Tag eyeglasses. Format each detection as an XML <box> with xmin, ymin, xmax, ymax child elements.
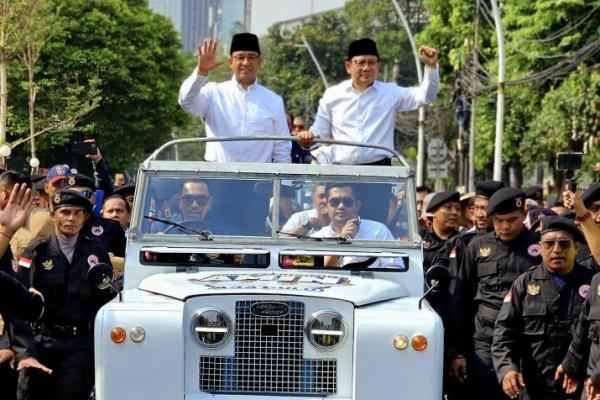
<box><xmin>293</xmin><ymin>124</ymin><xmax>305</xmax><ymax>130</ymax></box>
<box><xmin>351</xmin><ymin>59</ymin><xmax>379</xmax><ymax>69</ymax></box>
<box><xmin>328</xmin><ymin>197</ymin><xmax>355</xmax><ymax>208</ymax></box>
<box><xmin>232</xmin><ymin>54</ymin><xmax>259</xmax><ymax>63</ymax></box>
<box><xmin>540</xmin><ymin>239</ymin><xmax>573</xmax><ymax>250</ymax></box>
<box><xmin>181</xmin><ymin>194</ymin><xmax>210</xmax><ymax>206</ymax></box>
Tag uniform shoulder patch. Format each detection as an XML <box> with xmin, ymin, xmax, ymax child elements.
<box><xmin>18</xmin><ymin>257</ymin><xmax>32</xmax><ymax>269</ymax></box>
<box><xmin>579</xmin><ymin>284</ymin><xmax>590</xmax><ymax>299</ymax></box>
<box><xmin>503</xmin><ymin>290</ymin><xmax>512</xmax><ymax>303</ymax></box>
<box><xmin>450</xmin><ymin>248</ymin><xmax>457</xmax><ymax>258</ymax></box>
<box><xmin>91</xmin><ymin>225</ymin><xmax>104</xmax><ymax>236</ymax></box>
<box><xmin>528</xmin><ymin>244</ymin><xmax>541</xmax><ymax>257</ymax></box>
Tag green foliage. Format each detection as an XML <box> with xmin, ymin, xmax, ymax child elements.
<box><xmin>7</xmin><ymin>0</ymin><xmax>190</xmax><ymax>170</ymax></box>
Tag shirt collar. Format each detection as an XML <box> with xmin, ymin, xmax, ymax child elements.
<box><xmin>345</xmin><ymin>79</ymin><xmax>380</xmax><ymax>94</ymax></box>
<box><xmin>231</xmin><ymin>75</ymin><xmax>258</xmax><ymax>91</ymax></box>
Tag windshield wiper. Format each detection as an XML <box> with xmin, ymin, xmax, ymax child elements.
<box><xmin>144</xmin><ymin>215</ymin><xmax>213</xmax><ymax>240</ymax></box>
<box><xmin>276</xmin><ymin>230</ymin><xmax>352</xmax><ymax>245</ymax></box>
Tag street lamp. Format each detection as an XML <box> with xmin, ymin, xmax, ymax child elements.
<box><xmin>281</xmin><ymin>28</ymin><xmax>329</xmax><ymax>89</ymax></box>
<box><xmin>0</xmin><ymin>144</ymin><xmax>11</xmax><ymax>170</ymax></box>
<box><xmin>390</xmin><ymin>0</ymin><xmax>426</xmax><ymax>186</ymax></box>
<box><xmin>490</xmin><ymin>0</ymin><xmax>506</xmax><ymax>181</ymax></box>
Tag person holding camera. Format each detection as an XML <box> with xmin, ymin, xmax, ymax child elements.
<box><xmin>15</xmin><ymin>189</ymin><xmax>115</xmax><ymax>400</ymax></box>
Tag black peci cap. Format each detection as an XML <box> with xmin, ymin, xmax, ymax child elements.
<box><xmin>582</xmin><ymin>183</ymin><xmax>600</xmax><ymax>208</ymax></box>
<box><xmin>524</xmin><ymin>186</ymin><xmax>544</xmax><ymax>201</ymax></box>
<box><xmin>476</xmin><ymin>180</ymin><xmax>505</xmax><ymax>199</ymax></box>
<box><xmin>426</xmin><ymin>191</ymin><xmax>460</xmax><ymax>213</ymax></box>
<box><xmin>529</xmin><ymin>208</ymin><xmax>557</xmax><ymax>231</ymax></box>
<box><xmin>486</xmin><ymin>187</ymin><xmax>525</xmax><ymax>216</ymax></box>
<box><xmin>51</xmin><ymin>189</ymin><xmax>92</xmax><ymax>214</ymax></box>
<box><xmin>230</xmin><ymin>33</ymin><xmax>260</xmax><ymax>55</ymax></box>
<box><xmin>62</xmin><ymin>173</ymin><xmax>95</xmax><ymax>191</ymax></box>
<box><xmin>539</xmin><ymin>215</ymin><xmax>585</xmax><ymax>243</ymax></box>
<box><xmin>114</xmin><ymin>183</ymin><xmax>135</xmax><ymax>198</ymax></box>
<box><xmin>347</xmin><ymin>38</ymin><xmax>379</xmax><ymax>60</ymax></box>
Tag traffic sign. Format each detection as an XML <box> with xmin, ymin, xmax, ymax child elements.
<box><xmin>427</xmin><ymin>138</ymin><xmax>448</xmax><ymax>163</ymax></box>
<box><xmin>427</xmin><ymin>162</ymin><xmax>448</xmax><ymax>179</ymax></box>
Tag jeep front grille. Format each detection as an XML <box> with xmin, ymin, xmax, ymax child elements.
<box><xmin>199</xmin><ymin>300</ymin><xmax>337</xmax><ymax>395</ymax></box>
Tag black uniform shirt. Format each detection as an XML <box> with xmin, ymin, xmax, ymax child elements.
<box><xmin>17</xmin><ymin>234</ymin><xmax>113</xmax><ymax>328</ymax></box>
<box><xmin>492</xmin><ymin>263</ymin><xmax>595</xmax><ymax>396</ymax></box>
<box><xmin>562</xmin><ymin>272</ymin><xmax>600</xmax><ymax>380</ymax></box>
<box><xmin>450</xmin><ymin>227</ymin><xmax>542</xmax><ymax>356</ymax></box>
<box><xmin>420</xmin><ymin>227</ymin><xmax>458</xmax><ymax>272</ymax></box>
<box><xmin>82</xmin><ymin>215</ymin><xmax>126</xmax><ymax>257</ymax></box>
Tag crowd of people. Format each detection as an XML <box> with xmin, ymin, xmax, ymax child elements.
<box><xmin>0</xmin><ymin>29</ymin><xmax>597</xmax><ymax>400</ymax></box>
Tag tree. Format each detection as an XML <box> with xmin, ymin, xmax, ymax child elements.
<box><xmin>8</xmin><ymin>0</ymin><xmax>190</xmax><ymax>171</ymax></box>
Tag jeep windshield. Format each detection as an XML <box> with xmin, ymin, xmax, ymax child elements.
<box><xmin>140</xmin><ymin>175</ymin><xmax>413</xmax><ymax>243</ymax></box>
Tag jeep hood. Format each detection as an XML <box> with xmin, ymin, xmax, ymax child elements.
<box><xmin>138</xmin><ymin>270</ymin><xmax>408</xmax><ymax>306</ymax></box>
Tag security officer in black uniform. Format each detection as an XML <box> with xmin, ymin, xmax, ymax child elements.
<box><xmin>492</xmin><ymin>216</ymin><xmax>593</xmax><ymax>400</ymax></box>
<box><xmin>15</xmin><ymin>189</ymin><xmax>115</xmax><ymax>400</ymax></box>
<box><xmin>419</xmin><ymin>190</ymin><xmax>461</xmax><ymax>272</ymax></box>
<box><xmin>62</xmin><ymin>173</ymin><xmax>126</xmax><ymax>257</ymax></box>
<box><xmin>450</xmin><ymin>187</ymin><xmax>542</xmax><ymax>400</ymax></box>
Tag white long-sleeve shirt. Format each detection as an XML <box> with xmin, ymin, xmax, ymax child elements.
<box><xmin>179</xmin><ymin>70</ymin><xmax>291</xmax><ymax>163</ymax></box>
<box><xmin>310</xmin><ymin>66</ymin><xmax>439</xmax><ymax>164</ymax></box>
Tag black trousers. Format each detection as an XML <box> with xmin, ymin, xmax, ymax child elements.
<box><xmin>0</xmin><ymin>361</ymin><xmax>17</xmax><ymax>400</ymax></box>
<box><xmin>18</xmin><ymin>347</ymin><xmax>93</xmax><ymax>400</ymax></box>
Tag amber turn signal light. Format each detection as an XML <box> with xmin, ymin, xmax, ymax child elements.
<box><xmin>411</xmin><ymin>335</ymin><xmax>428</xmax><ymax>351</ymax></box>
<box><xmin>110</xmin><ymin>327</ymin><xmax>126</xmax><ymax>343</ymax></box>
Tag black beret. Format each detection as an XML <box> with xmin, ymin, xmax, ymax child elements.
<box><xmin>230</xmin><ymin>33</ymin><xmax>260</xmax><ymax>55</ymax></box>
<box><xmin>476</xmin><ymin>180</ymin><xmax>505</xmax><ymax>199</ymax></box>
<box><xmin>582</xmin><ymin>183</ymin><xmax>600</xmax><ymax>208</ymax></box>
<box><xmin>51</xmin><ymin>189</ymin><xmax>92</xmax><ymax>213</ymax></box>
<box><xmin>529</xmin><ymin>208</ymin><xmax>557</xmax><ymax>231</ymax></box>
<box><xmin>348</xmin><ymin>38</ymin><xmax>379</xmax><ymax>60</ymax></box>
<box><xmin>486</xmin><ymin>187</ymin><xmax>525</xmax><ymax>216</ymax></box>
<box><xmin>524</xmin><ymin>186</ymin><xmax>543</xmax><ymax>201</ymax></box>
<box><xmin>114</xmin><ymin>182</ymin><xmax>135</xmax><ymax>198</ymax></box>
<box><xmin>539</xmin><ymin>215</ymin><xmax>585</xmax><ymax>243</ymax></box>
<box><xmin>61</xmin><ymin>173</ymin><xmax>95</xmax><ymax>191</ymax></box>
<box><xmin>426</xmin><ymin>191</ymin><xmax>460</xmax><ymax>213</ymax></box>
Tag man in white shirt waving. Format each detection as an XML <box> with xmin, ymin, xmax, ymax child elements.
<box><xmin>298</xmin><ymin>38</ymin><xmax>439</xmax><ymax>165</ymax></box>
<box><xmin>179</xmin><ymin>33</ymin><xmax>291</xmax><ymax>163</ymax></box>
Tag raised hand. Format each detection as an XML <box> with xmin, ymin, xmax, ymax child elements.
<box><xmin>197</xmin><ymin>38</ymin><xmax>223</xmax><ymax>76</ymax></box>
<box><xmin>418</xmin><ymin>45</ymin><xmax>438</xmax><ymax>68</ymax></box>
<box><xmin>0</xmin><ymin>183</ymin><xmax>33</xmax><ymax>236</ymax></box>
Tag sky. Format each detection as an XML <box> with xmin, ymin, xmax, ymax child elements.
<box><xmin>250</xmin><ymin>0</ymin><xmax>346</xmax><ymax>36</ymax></box>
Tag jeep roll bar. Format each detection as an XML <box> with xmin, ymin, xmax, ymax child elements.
<box><xmin>146</xmin><ymin>136</ymin><xmax>411</xmax><ymax>168</ymax></box>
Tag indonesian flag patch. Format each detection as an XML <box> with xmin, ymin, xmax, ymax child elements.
<box><xmin>450</xmin><ymin>248</ymin><xmax>457</xmax><ymax>258</ymax></box>
<box><xmin>503</xmin><ymin>290</ymin><xmax>512</xmax><ymax>303</ymax></box>
<box><xmin>18</xmin><ymin>257</ymin><xmax>32</xmax><ymax>269</ymax></box>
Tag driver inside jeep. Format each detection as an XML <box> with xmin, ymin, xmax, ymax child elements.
<box><xmin>309</xmin><ymin>182</ymin><xmax>404</xmax><ymax>268</ymax></box>
<box><xmin>150</xmin><ymin>179</ymin><xmax>236</xmax><ymax>234</ymax></box>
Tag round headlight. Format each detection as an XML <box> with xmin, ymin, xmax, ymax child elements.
<box><xmin>306</xmin><ymin>310</ymin><xmax>346</xmax><ymax>350</ymax></box>
<box><xmin>191</xmin><ymin>308</ymin><xmax>232</xmax><ymax>348</ymax></box>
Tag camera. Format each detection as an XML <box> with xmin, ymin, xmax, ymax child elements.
<box><xmin>556</xmin><ymin>152</ymin><xmax>582</xmax><ymax>192</ymax></box>
<box><xmin>72</xmin><ymin>141</ymin><xmax>98</xmax><ymax>155</ymax></box>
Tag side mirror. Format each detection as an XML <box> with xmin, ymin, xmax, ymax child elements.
<box><xmin>87</xmin><ymin>262</ymin><xmax>113</xmax><ymax>290</ymax></box>
<box><xmin>419</xmin><ymin>264</ymin><xmax>450</xmax><ymax>310</ymax></box>
<box><xmin>425</xmin><ymin>264</ymin><xmax>450</xmax><ymax>292</ymax></box>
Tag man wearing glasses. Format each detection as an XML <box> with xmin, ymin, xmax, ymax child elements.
<box><xmin>493</xmin><ymin>216</ymin><xmax>593</xmax><ymax>400</ymax></box>
<box><xmin>61</xmin><ymin>174</ymin><xmax>126</xmax><ymax>257</ymax></box>
<box><xmin>178</xmin><ymin>33</ymin><xmax>291</xmax><ymax>163</ymax></box>
<box><xmin>450</xmin><ymin>187</ymin><xmax>542</xmax><ymax>400</ymax></box>
<box><xmin>298</xmin><ymin>38</ymin><xmax>439</xmax><ymax>165</ymax></box>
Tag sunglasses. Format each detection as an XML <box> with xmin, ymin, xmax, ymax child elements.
<box><xmin>328</xmin><ymin>196</ymin><xmax>355</xmax><ymax>208</ymax></box>
<box><xmin>181</xmin><ymin>194</ymin><xmax>210</xmax><ymax>206</ymax></box>
<box><xmin>540</xmin><ymin>239</ymin><xmax>573</xmax><ymax>250</ymax></box>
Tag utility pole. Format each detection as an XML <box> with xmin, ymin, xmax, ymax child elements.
<box><xmin>490</xmin><ymin>0</ymin><xmax>506</xmax><ymax>181</ymax></box>
<box><xmin>390</xmin><ymin>0</ymin><xmax>425</xmax><ymax>186</ymax></box>
<box><xmin>468</xmin><ymin>0</ymin><xmax>481</xmax><ymax>191</ymax></box>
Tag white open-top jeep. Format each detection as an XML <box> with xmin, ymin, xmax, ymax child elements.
<box><xmin>94</xmin><ymin>138</ymin><xmax>444</xmax><ymax>400</ymax></box>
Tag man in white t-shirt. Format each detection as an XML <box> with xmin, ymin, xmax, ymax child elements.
<box><xmin>280</xmin><ymin>183</ymin><xmax>329</xmax><ymax>236</ymax></box>
<box><xmin>311</xmin><ymin>182</ymin><xmax>402</xmax><ymax>268</ymax></box>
